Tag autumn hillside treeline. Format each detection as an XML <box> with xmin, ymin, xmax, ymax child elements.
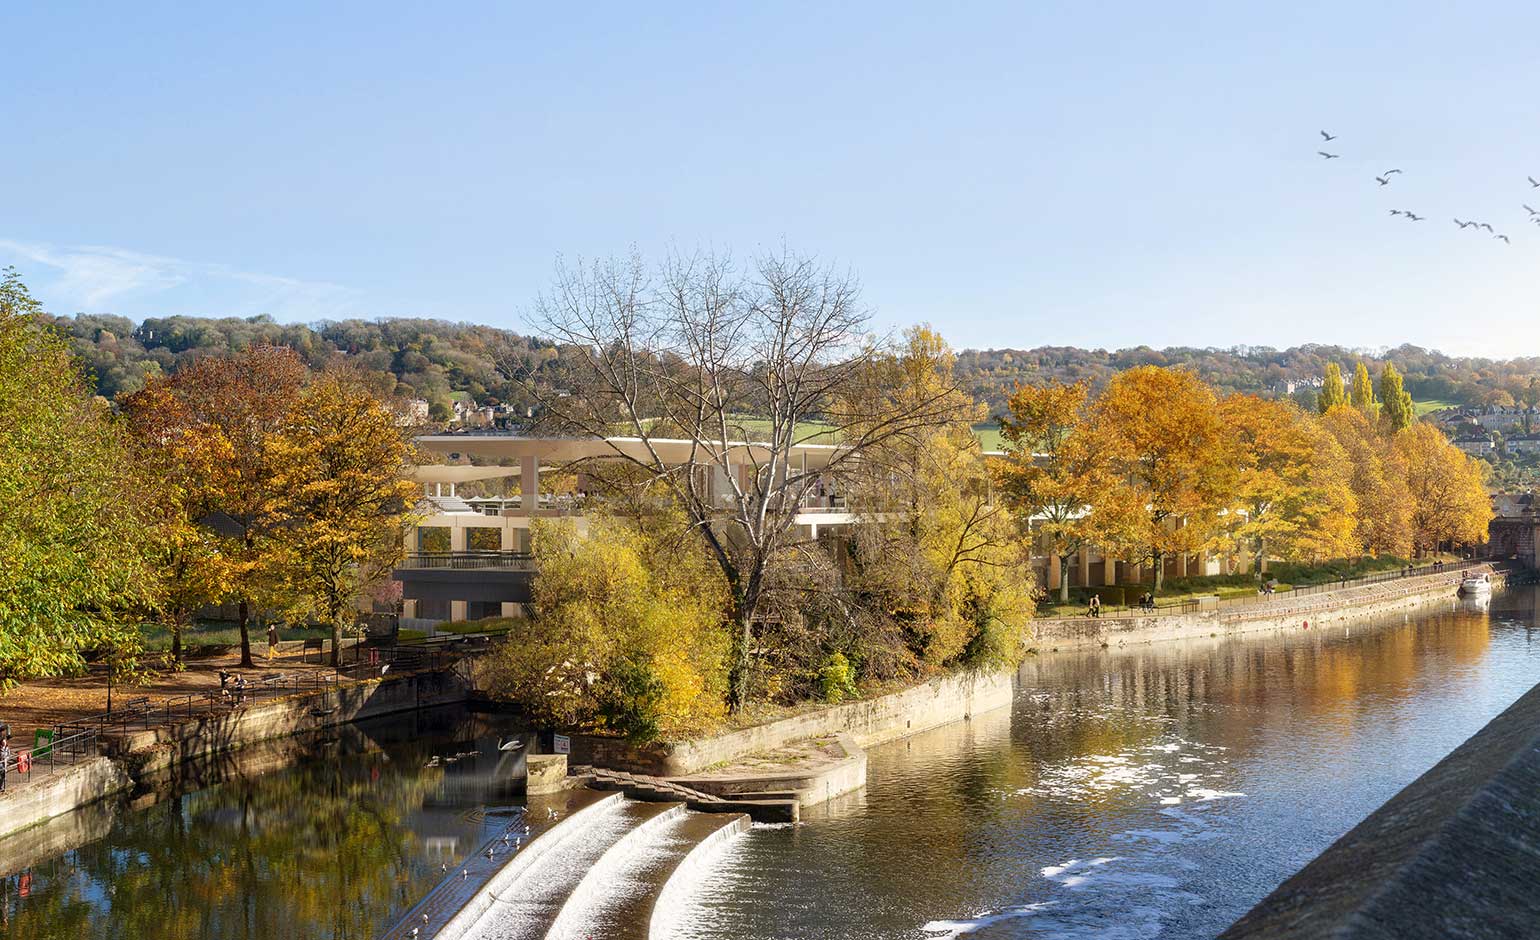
<box><xmin>994</xmin><ymin>365</ymin><xmax>1492</xmax><ymax>601</ymax></box>
<box><xmin>39</xmin><ymin>304</ymin><xmax>1540</xmax><ymax>419</ymax></box>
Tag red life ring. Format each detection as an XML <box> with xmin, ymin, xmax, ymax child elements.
<box><xmin>16</xmin><ymin>750</ymin><xmax>31</xmax><ymax>773</ymax></box>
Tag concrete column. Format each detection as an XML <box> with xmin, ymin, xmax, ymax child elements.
<box><xmin>500</xmin><ymin>523</ymin><xmax>516</xmax><ymax>551</ymax></box>
<box><xmin>1101</xmin><ymin>556</ymin><xmax>1118</xmax><ymax>586</ymax></box>
<box><xmin>1076</xmin><ymin>546</ymin><xmax>1092</xmax><ymax>587</ymax></box>
<box><xmin>520</xmin><ymin>455</ymin><xmax>539</xmax><ymax>512</ymax></box>
<box><xmin>450</xmin><ymin>600</ymin><xmax>468</xmax><ymax>622</ymax></box>
<box><xmin>450</xmin><ymin>525</ymin><xmax>467</xmax><ymax>552</ymax></box>
<box><xmin>402</xmin><ymin>599</ymin><xmax>417</xmax><ymax>619</ymax></box>
<box><xmin>1048</xmin><ymin>554</ymin><xmax>1062</xmax><ymax>591</ymax></box>
<box><xmin>500</xmin><ymin>602</ymin><xmax>519</xmax><ymax>617</ymax></box>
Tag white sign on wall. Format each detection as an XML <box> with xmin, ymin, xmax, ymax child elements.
<box><xmin>553</xmin><ymin>734</ymin><xmax>571</xmax><ymax>755</ymax></box>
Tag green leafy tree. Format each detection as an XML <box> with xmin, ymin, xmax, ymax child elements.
<box><xmin>1350</xmin><ymin>361</ymin><xmax>1379</xmax><ymax>422</ymax></box>
<box><xmin>1318</xmin><ymin>362</ymin><xmax>1347</xmax><ymax>414</ymax></box>
<box><xmin>0</xmin><ymin>268</ymin><xmax>157</xmax><ymax>685</ymax></box>
<box><xmin>1379</xmin><ymin>363</ymin><xmax>1415</xmax><ymax>433</ymax></box>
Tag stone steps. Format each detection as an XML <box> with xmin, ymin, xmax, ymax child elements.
<box><xmin>543</xmin><ymin>808</ymin><xmax>748</xmax><ymax>940</ymax></box>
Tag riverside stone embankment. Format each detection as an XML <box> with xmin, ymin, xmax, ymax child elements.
<box><xmin>565</xmin><ymin>565</ymin><xmax>1492</xmax><ymax>805</ymax></box>
<box><xmin>1032</xmin><ymin>564</ymin><xmax>1496</xmax><ymax>651</ymax></box>
<box><xmin>0</xmin><ymin>669</ymin><xmax>469</xmax><ymax>841</ymax></box>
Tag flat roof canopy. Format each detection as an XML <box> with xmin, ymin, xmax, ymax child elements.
<box><xmin>410</xmin><ymin>465</ymin><xmax>521</xmax><ymax>484</ymax></box>
<box><xmin>414</xmin><ymin>435</ymin><xmax>843</xmax><ymax>469</ymax></box>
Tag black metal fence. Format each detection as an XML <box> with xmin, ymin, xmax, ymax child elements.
<box><xmin>397</xmin><ymin>551</ymin><xmax>535</xmax><ymax>571</ymax></box>
<box><xmin>1054</xmin><ymin>560</ymin><xmax>1488</xmax><ymax>622</ymax></box>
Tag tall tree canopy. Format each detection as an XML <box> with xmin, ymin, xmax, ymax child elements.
<box><xmin>0</xmin><ymin>269</ymin><xmax>157</xmax><ymax>684</ymax></box>
<box><xmin>1088</xmin><ymin>366</ymin><xmax>1235</xmax><ymax>590</ymax></box>
<box><xmin>1221</xmin><ymin>394</ymin><xmax>1356</xmax><ymax>565</ymax></box>
<box><xmin>1395</xmin><ymin>423</ymin><xmax>1492</xmax><ymax>552</ymax></box>
<box><xmin>265</xmin><ymin>372</ymin><xmax>420</xmax><ymax>665</ymax></box>
<box><xmin>1318</xmin><ymin>363</ymin><xmax>1347</xmax><ymax>414</ymax></box>
<box><xmin>995</xmin><ymin>380</ymin><xmax>1104</xmax><ymax>602</ymax></box>
<box><xmin>1379</xmin><ymin>363</ymin><xmax>1415</xmax><ymax>433</ymax></box>
<box><xmin>1350</xmin><ymin>361</ymin><xmax>1379</xmax><ymax>421</ymax></box>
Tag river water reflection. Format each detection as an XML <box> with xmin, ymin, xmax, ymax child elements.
<box><xmin>2</xmin><ymin>592</ymin><xmax>1537</xmax><ymax>940</ymax></box>
<box><xmin>0</xmin><ymin>708</ymin><xmax>529</xmax><ymax>939</ymax></box>
<box><xmin>675</xmin><ymin>588</ymin><xmax>1540</xmax><ymax>940</ymax></box>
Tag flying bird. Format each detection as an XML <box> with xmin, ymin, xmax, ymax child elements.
<box><xmin>1454</xmin><ymin>218</ymin><xmax>1473</xmax><ymax>228</ymax></box>
<box><xmin>1383</xmin><ymin>169</ymin><xmax>1403</xmax><ymax>175</ymax></box>
<box><xmin>1321</xmin><ymin>130</ymin><xmax>1337</xmax><ymax>141</ymax></box>
<box><xmin>1480</xmin><ymin>222</ymin><xmax>1494</xmax><ymax>232</ymax></box>
<box><xmin>1525</xmin><ymin>205</ymin><xmax>1538</xmax><ymax>216</ymax></box>
<box><xmin>1318</xmin><ymin>151</ymin><xmax>1340</xmax><ymax>159</ymax></box>
<box><xmin>1375</xmin><ymin>176</ymin><xmax>1390</xmax><ymax>186</ymax></box>
<box><xmin>1496</xmin><ymin>234</ymin><xmax>1511</xmax><ymax>243</ymax></box>
<box><xmin>1529</xmin><ymin>176</ymin><xmax>1540</xmax><ymax>188</ymax></box>
<box><xmin>1391</xmin><ymin>209</ymin><xmax>1404</xmax><ymax>216</ymax></box>
<box><xmin>1406</xmin><ymin>213</ymin><xmax>1425</xmax><ymax>222</ymax></box>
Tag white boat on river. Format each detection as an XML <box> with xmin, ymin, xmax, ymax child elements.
<box><xmin>1458</xmin><ymin>572</ymin><xmax>1493</xmax><ymax>596</ymax></box>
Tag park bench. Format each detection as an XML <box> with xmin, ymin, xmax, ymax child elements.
<box><xmin>301</xmin><ymin>638</ymin><xmax>325</xmax><ymax>663</ymax></box>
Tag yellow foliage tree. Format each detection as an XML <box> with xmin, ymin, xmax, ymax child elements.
<box><xmin>1220</xmin><ymin>394</ymin><xmax>1357</xmax><ymax>566</ymax></box>
<box><xmin>1394</xmin><ymin>422</ymin><xmax>1492</xmax><ymax>553</ymax></box>
<box><xmin>264</xmin><ymin>372</ymin><xmax>421</xmax><ymax>664</ymax></box>
<box><xmin>1088</xmin><ymin>366</ymin><xmax>1235</xmax><ymax>591</ymax></box>
<box><xmin>489</xmin><ymin>514</ymin><xmax>730</xmax><ymax>740</ymax></box>
<box><xmin>995</xmin><ymin>381</ymin><xmax>1104</xmax><ymax>603</ymax></box>
<box><xmin>1319</xmin><ymin>405</ymin><xmax>1413</xmax><ymax>557</ymax></box>
<box><xmin>847</xmin><ymin>328</ymin><xmax>1034</xmax><ymax>671</ymax></box>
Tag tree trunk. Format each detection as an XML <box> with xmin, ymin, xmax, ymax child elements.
<box><xmin>330</xmin><ymin>611</ymin><xmax>343</xmax><ymax>667</ymax></box>
<box><xmin>727</xmin><ymin>608</ymin><xmax>753</xmax><ymax>712</ymax></box>
<box><xmin>1151</xmin><ymin>550</ymin><xmax>1164</xmax><ymax>593</ymax></box>
<box><xmin>1059</xmin><ymin>552</ymin><xmax>1072</xmax><ymax>603</ymax></box>
<box><xmin>238</xmin><ymin>597</ymin><xmax>254</xmax><ymax>668</ymax></box>
<box><xmin>1256</xmin><ymin>537</ymin><xmax>1268</xmax><ymax>575</ymax></box>
<box><xmin>171</xmin><ymin>618</ymin><xmax>183</xmax><ymax>665</ymax></box>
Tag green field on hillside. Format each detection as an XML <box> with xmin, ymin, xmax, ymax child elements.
<box><xmin>1415</xmin><ymin>398</ymin><xmax>1458</xmax><ymax>416</ymax></box>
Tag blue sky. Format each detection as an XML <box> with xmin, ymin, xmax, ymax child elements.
<box><xmin>4</xmin><ymin>1</ymin><xmax>1539</xmax><ymax>356</ymax></box>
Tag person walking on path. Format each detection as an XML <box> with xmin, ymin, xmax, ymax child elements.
<box><xmin>1088</xmin><ymin>595</ymin><xmax>1101</xmax><ymax>618</ymax></box>
<box><xmin>267</xmin><ymin>623</ymin><xmax>280</xmax><ymax>661</ymax></box>
<box><xmin>1</xmin><ymin>734</ymin><xmax>11</xmax><ymax>793</ymax></box>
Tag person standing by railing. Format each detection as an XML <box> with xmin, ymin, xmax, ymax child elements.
<box><xmin>0</xmin><ymin>733</ymin><xmax>10</xmax><ymax>793</ymax></box>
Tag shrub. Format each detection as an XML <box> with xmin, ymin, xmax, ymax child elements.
<box><xmin>817</xmin><ymin>653</ymin><xmax>858</xmax><ymax>704</ymax></box>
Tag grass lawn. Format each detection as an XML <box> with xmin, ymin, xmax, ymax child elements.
<box><xmin>1414</xmin><ymin>398</ymin><xmax>1458</xmax><ymax>416</ymax></box>
<box><xmin>139</xmin><ymin>620</ymin><xmax>330</xmax><ymax>652</ymax></box>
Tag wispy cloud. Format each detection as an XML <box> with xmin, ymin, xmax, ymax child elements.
<box><xmin>0</xmin><ymin>239</ymin><xmax>364</xmax><ymax>321</ymax></box>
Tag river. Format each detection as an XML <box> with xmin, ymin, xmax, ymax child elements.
<box><xmin>672</xmin><ymin>588</ymin><xmax>1540</xmax><ymax>939</ymax></box>
<box><xmin>2</xmin><ymin>589</ymin><xmax>1537</xmax><ymax>939</ymax></box>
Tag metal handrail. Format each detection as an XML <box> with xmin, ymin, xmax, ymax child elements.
<box><xmin>397</xmin><ymin>551</ymin><xmax>536</xmax><ymax>571</ymax></box>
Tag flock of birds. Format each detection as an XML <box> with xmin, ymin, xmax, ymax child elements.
<box><xmin>1317</xmin><ymin>129</ymin><xmax>1540</xmax><ymax>244</ymax></box>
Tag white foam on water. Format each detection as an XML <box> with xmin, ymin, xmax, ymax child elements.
<box><xmin>920</xmin><ymin>902</ymin><xmax>1054</xmax><ymax>937</ymax></box>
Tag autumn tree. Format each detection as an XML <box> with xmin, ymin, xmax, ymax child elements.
<box><xmin>0</xmin><ymin>268</ymin><xmax>157</xmax><ymax>684</ymax></box>
<box><xmin>1318</xmin><ymin>405</ymin><xmax>1413</xmax><ymax>557</ymax></box>
<box><xmin>1394</xmin><ymin>422</ymin><xmax>1492</xmax><ymax>553</ymax></box>
<box><xmin>1350</xmin><ymin>361</ymin><xmax>1379</xmax><ymax>422</ymax></box>
<box><xmin>140</xmin><ymin>346</ymin><xmax>308</xmax><ymax>666</ymax></box>
<box><xmin>1220</xmin><ymin>395</ymin><xmax>1356</xmax><ymax>567</ymax></box>
<box><xmin>845</xmin><ymin>328</ymin><xmax>1032</xmax><ymax>672</ymax></box>
<box><xmin>517</xmin><ymin>250</ymin><xmax>960</xmax><ymax>710</ymax></box>
<box><xmin>1089</xmin><ymin>366</ymin><xmax>1235</xmax><ymax>592</ymax></box>
<box><xmin>1318</xmin><ymin>363</ymin><xmax>1347</xmax><ymax>414</ymax></box>
<box><xmin>1379</xmin><ymin>363</ymin><xmax>1415</xmax><ymax>433</ymax></box>
<box><xmin>121</xmin><ymin>383</ymin><xmax>235</xmax><ymax>664</ymax></box>
<box><xmin>996</xmin><ymin>381</ymin><xmax>1103</xmax><ymax>603</ymax></box>
<box><xmin>486</xmin><ymin>514</ymin><xmax>730</xmax><ymax>740</ymax></box>
<box><xmin>265</xmin><ymin>372</ymin><xmax>420</xmax><ymax>665</ymax></box>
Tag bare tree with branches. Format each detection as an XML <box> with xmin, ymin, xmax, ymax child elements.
<box><xmin>507</xmin><ymin>248</ymin><xmax>961</xmax><ymax>709</ymax></box>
